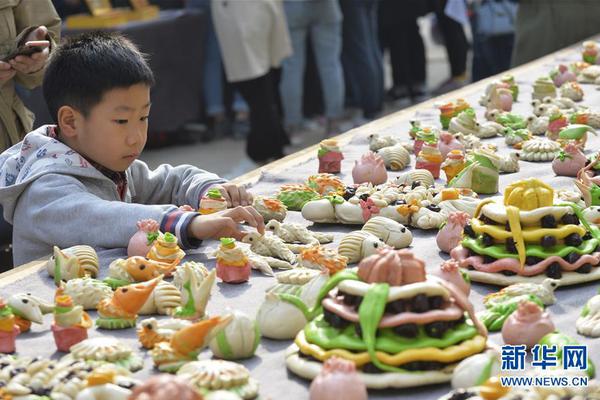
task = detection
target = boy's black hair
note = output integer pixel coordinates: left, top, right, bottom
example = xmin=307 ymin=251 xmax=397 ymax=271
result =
xmin=43 ymin=31 xmax=155 ymax=123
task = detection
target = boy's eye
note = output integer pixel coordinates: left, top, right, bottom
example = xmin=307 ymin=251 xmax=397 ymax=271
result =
xmin=140 ymin=116 xmax=149 ymax=122
xmin=113 ymin=119 xmax=128 ymax=125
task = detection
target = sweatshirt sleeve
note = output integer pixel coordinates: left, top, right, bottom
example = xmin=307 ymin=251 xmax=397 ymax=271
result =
xmin=128 ymin=160 xmax=227 ymax=209
xmin=12 ymin=173 xmax=202 ymax=254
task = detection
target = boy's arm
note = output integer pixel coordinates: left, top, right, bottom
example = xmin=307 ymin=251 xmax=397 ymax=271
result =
xmin=12 ymin=0 xmax=61 ymax=89
xmin=14 ymin=173 xmax=203 ymax=251
xmin=128 ymin=161 xmax=227 ymax=209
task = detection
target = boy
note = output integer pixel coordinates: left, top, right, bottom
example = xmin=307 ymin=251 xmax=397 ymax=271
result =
xmin=0 ymin=31 xmax=264 ymax=266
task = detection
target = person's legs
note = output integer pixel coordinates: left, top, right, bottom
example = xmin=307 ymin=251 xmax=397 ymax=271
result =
xmin=365 ymin=0 xmax=384 ymax=116
xmin=280 ymin=1 xmax=310 ymax=129
xmin=310 ymin=0 xmax=344 ymax=122
xmin=234 ymin=70 xmax=288 ymax=162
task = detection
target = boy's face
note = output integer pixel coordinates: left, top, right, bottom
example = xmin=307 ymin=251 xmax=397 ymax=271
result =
xmin=75 ymin=84 xmax=151 ymax=172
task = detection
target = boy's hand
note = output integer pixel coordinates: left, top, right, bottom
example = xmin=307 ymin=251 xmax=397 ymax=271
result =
xmin=188 ymin=206 xmax=264 ymax=241
xmin=212 ymin=183 xmax=254 ymax=207
xmin=9 ymin=26 xmax=50 ymax=75
xmin=0 ymin=62 xmax=15 ymax=87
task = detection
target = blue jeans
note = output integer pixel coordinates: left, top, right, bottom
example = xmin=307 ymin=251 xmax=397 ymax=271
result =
xmin=279 ymin=0 xmax=344 ymax=127
xmin=340 ymin=0 xmax=383 ymax=119
xmin=187 ymin=0 xmax=248 ymax=116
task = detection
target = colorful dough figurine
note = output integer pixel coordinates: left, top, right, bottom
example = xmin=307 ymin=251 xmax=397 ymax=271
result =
xmin=415 ymin=142 xmax=442 ymax=179
xmin=449 ymin=109 xmax=479 ymax=136
xmin=502 ymin=127 xmax=531 ymax=148
xmin=538 ymin=332 xmax=595 ymax=378
xmin=338 ymin=230 xmax=389 ymax=264
xmin=412 ymin=125 xmax=438 ymax=156
xmin=307 ymin=174 xmax=346 ymax=197
xmin=276 ymin=184 xmax=320 ymax=211
xmin=0 ymin=298 xmax=19 ymax=353
xmin=172 ymin=264 xmax=216 ymax=320
xmin=75 ymin=368 xmax=136 ymax=400
xmin=297 ymin=245 xmax=348 ymax=274
xmin=242 ymin=232 xmax=297 ymax=263
xmin=177 ymin=360 xmax=259 ymax=400
xmin=285 ymin=248 xmax=488 ymax=389
xmin=362 ymin=216 xmax=413 ymax=249
xmin=577 ymin=289 xmax=600 ymax=337
xmin=209 ymin=309 xmax=259 ymax=360
xmin=352 ymin=152 xmax=388 ymax=185
xmin=532 ymin=76 xmax=556 ymax=100
xmin=569 ymin=109 xmax=600 ymax=129
xmin=137 ymin=317 xmax=193 ymax=349
xmin=265 ymin=220 xmax=333 ymax=246
xmin=138 ymin=279 xmax=182 ymax=316
xmin=129 ymin=374 xmax=201 ymax=400
xmin=368 ymin=133 xmax=397 ymax=152
xmin=441 ymin=150 xmax=466 ymax=183
xmin=151 ymin=315 xmax=232 ymax=372
xmin=47 ymin=245 xmax=99 ymax=284
xmin=318 ymin=139 xmax=344 ymax=174
xmin=561 ymin=81 xmax=584 ymax=101
xmin=519 ymin=138 xmax=561 ymax=161
xmin=451 ymin=178 xmax=600 ymax=286
xmin=527 ymin=114 xmax=550 ymax=135
xmin=199 ymin=188 xmax=228 ymax=214
xmin=451 ymin=349 xmax=501 ymax=390
xmin=52 ymin=294 xmax=92 ymax=352
xmin=105 ymin=256 xmax=179 ymax=288
xmin=482 ymin=83 xmax=513 ymax=112
xmin=501 ymin=300 xmax=555 ymax=348
xmin=448 ymin=149 xmax=500 ymax=194
xmin=437 ymin=211 xmax=470 ymax=254
xmin=67 ymin=337 xmax=144 ymax=371
xmin=438 ymin=98 xmax=471 ymax=130
xmin=500 ymin=74 xmax=519 ymax=100
xmin=374 ymin=144 xmax=410 ymax=171
xmin=127 ymin=219 xmax=160 ymax=258
xmin=147 ymin=232 xmax=185 ymax=264
xmin=7 ymin=292 xmax=53 ymax=332
xmin=550 ymin=64 xmax=577 ymax=87
xmin=546 ymin=111 xmax=569 ymax=139
xmin=438 ymin=131 xmax=464 ymax=159
xmin=582 ymin=40 xmax=599 ymax=64
xmin=309 ymin=357 xmax=367 ymax=400
xmin=252 ymin=195 xmax=287 ymax=223
xmin=557 ymin=123 xmax=597 ymax=149
xmin=62 ymin=277 xmax=113 ymax=310
xmin=96 ymin=276 xmax=161 ymax=329
xmin=553 ymin=142 xmax=588 ymax=177
xmin=484 ymin=278 xmax=560 ymax=307
xmin=215 ymin=238 xmax=251 ymax=284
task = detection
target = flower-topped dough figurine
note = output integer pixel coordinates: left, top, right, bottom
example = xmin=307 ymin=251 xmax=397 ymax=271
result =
xmin=285 ymin=248 xmax=488 ymax=389
xmin=501 ymin=74 xmax=519 ymax=100
xmin=352 ymin=152 xmax=388 ymax=185
xmin=147 ymin=232 xmax=185 ymax=264
xmin=96 ymin=276 xmax=161 ymax=329
xmin=415 ymin=142 xmax=442 ymax=179
xmin=151 ymin=315 xmax=232 ymax=372
xmin=582 ymin=40 xmax=600 ymax=64
xmin=318 ymin=139 xmax=344 ymax=174
xmin=451 ymin=178 xmax=600 ymax=286
xmin=215 ymin=238 xmax=251 ymax=284
xmin=51 ymin=294 xmax=92 ymax=352
xmin=307 ymin=174 xmax=345 ymax=197
xmin=0 ymin=298 xmax=19 ymax=353
xmin=199 ymin=188 xmax=228 ymax=214
xmin=252 ymin=196 xmax=287 ymax=222
xmin=277 ymin=184 xmax=320 ymax=211
xmin=128 ymin=219 xmax=160 ymax=258
xmin=441 ymin=150 xmax=466 ymax=183
xmin=47 ymin=245 xmax=99 ymax=285
xmin=438 ymin=98 xmax=472 ymax=129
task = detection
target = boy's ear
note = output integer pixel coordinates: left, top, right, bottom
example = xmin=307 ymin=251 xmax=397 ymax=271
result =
xmin=57 ymin=106 xmax=81 ymax=138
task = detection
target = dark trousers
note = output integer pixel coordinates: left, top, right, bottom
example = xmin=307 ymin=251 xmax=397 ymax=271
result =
xmin=340 ymin=0 xmax=384 ymax=119
xmin=378 ymin=0 xmax=426 ymax=89
xmin=232 ymin=69 xmax=289 ymax=162
xmin=0 ymin=205 xmax=12 ymax=271
xmin=471 ymin=33 xmax=514 ymax=82
xmin=430 ymin=0 xmax=469 ymax=77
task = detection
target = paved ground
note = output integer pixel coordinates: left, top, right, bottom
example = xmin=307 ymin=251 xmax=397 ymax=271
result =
xmin=140 ymin=17 xmax=469 ymax=179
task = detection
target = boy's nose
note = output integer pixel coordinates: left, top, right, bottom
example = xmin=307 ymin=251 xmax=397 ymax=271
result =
xmin=126 ymin=128 xmax=144 ymax=146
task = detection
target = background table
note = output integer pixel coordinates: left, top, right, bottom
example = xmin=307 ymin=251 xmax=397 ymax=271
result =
xmin=4 ymin=39 xmax=600 ymax=399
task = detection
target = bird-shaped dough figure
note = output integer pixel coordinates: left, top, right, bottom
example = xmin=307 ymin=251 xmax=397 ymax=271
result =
xmin=96 ymin=276 xmax=161 ymax=330
xmin=242 ymin=232 xmax=297 ymax=264
xmin=484 ymin=278 xmax=560 ymax=307
xmin=265 ymin=220 xmax=333 ymax=246
xmin=368 ymin=133 xmax=397 ymax=151
xmin=151 ymin=315 xmax=232 ymax=372
xmin=137 ymin=317 xmax=192 ymax=349
xmin=172 ymin=265 xmax=216 ymax=320
xmin=577 ymin=294 xmax=600 ymax=337
xmin=105 ymin=257 xmax=180 ymax=289
xmin=527 ymin=115 xmax=549 ymax=135
xmin=242 ymin=249 xmax=294 ymax=277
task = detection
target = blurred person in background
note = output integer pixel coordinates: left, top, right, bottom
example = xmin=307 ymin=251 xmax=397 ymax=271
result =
xmin=279 ymin=0 xmax=345 ymax=137
xmin=212 ymin=0 xmax=291 ymax=164
xmin=469 ymin=0 xmax=517 ymax=81
xmin=186 ymin=0 xmax=250 ymax=141
xmin=429 ymin=0 xmax=469 ymax=95
xmin=378 ymin=0 xmax=429 ymax=105
xmin=340 ymin=0 xmax=384 ymax=121
xmin=512 ymin=0 xmax=600 ymax=67
xmin=1 ymin=0 xmax=61 ymax=152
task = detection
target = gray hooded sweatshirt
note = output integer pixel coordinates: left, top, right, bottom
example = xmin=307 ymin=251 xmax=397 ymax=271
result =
xmin=0 ymin=125 xmax=227 ymax=266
